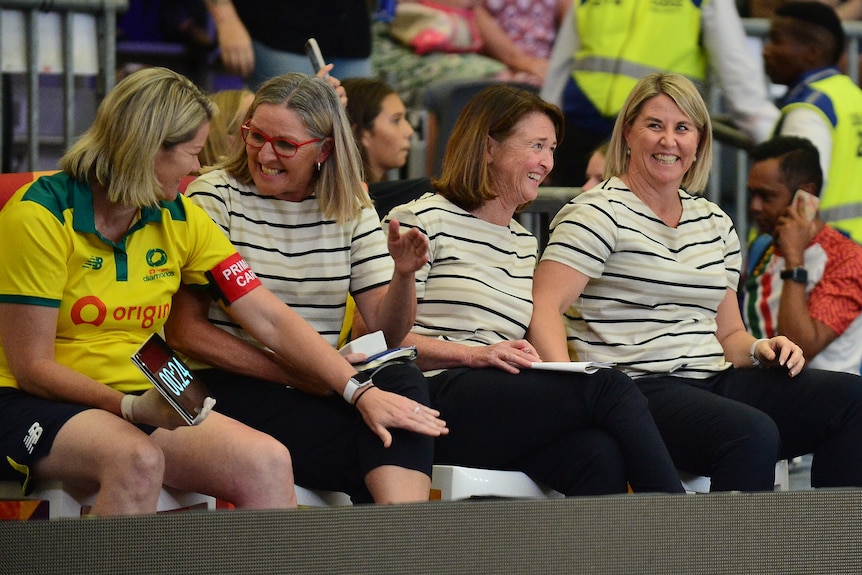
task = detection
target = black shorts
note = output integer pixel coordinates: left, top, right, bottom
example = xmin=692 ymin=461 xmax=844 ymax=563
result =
xmin=0 ymin=388 xmax=92 ymax=494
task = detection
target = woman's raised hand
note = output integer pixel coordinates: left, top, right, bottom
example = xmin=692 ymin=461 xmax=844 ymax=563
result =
xmin=387 ymin=218 xmax=429 ymax=275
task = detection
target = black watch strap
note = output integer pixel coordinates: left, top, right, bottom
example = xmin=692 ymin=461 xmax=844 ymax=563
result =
xmin=780 ymin=267 xmax=808 ymax=284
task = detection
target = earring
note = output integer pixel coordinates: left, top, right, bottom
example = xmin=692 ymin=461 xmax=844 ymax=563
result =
xmin=693 ymin=155 xmax=697 ymax=162
xmin=316 ymin=162 xmax=322 ymax=172
xmin=626 ymin=148 xmax=630 ymax=155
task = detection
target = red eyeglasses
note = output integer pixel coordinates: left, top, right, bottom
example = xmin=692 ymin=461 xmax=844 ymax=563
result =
xmin=240 ymin=123 xmax=323 ymax=158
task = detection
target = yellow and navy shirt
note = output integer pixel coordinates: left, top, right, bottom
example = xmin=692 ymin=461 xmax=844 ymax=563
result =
xmin=0 ymin=171 xmax=242 ymax=392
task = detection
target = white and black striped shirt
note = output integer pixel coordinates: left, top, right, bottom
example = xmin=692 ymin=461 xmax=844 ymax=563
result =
xmin=541 ymin=177 xmax=741 ymax=379
xmin=187 ymin=170 xmax=393 ymax=349
xmin=387 ymin=193 xmax=538 ymax=347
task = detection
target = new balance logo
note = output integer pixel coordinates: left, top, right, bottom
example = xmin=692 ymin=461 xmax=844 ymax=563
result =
xmin=23 ymin=422 xmax=42 ymax=454
xmin=83 ymin=256 xmax=103 ymax=270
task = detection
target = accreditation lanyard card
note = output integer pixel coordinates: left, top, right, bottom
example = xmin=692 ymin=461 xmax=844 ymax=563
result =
xmin=131 ymin=333 xmax=212 ymax=425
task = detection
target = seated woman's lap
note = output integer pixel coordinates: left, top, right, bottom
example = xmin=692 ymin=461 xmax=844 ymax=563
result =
xmin=197 ymin=362 xmax=432 ymax=499
xmin=718 ymin=367 xmax=862 ymax=487
xmin=428 ymin=367 xmax=642 ymax=469
xmin=0 ymin=389 xmax=151 ymax=490
xmin=635 ymin=373 xmax=781 ymax=490
xmin=0 ymin=389 xmax=89 ymax=483
xmin=513 ymin=427 xmax=628 ymax=495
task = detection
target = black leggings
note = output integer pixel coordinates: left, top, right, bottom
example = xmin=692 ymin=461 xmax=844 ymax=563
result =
xmin=636 ymin=367 xmax=862 ymax=491
xmin=198 ymin=362 xmax=433 ymax=504
xmin=428 ymin=367 xmax=685 ymax=496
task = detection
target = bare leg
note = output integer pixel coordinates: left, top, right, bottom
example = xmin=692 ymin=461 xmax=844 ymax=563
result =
xmin=33 ymin=410 xmax=165 ymax=516
xmin=365 ymin=465 xmax=430 ymax=503
xmin=151 ymin=412 xmax=297 ymax=509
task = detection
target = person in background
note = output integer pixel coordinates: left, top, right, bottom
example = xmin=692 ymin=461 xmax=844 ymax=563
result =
xmin=475 ymin=0 xmax=569 ymax=85
xmin=541 ymin=0 xmax=778 ymax=187
xmin=764 ymin=1 xmax=862 ymax=244
xmin=341 ymin=76 xmax=432 ymax=223
xmin=815 ymin=0 xmax=862 ymax=20
xmin=531 ymin=72 xmax=862 ymax=491
xmin=386 ymin=84 xmax=684 ymax=496
xmin=159 ymin=0 xmax=215 ymax=51
xmin=200 ymin=88 xmax=254 ymax=168
xmin=204 ymin=0 xmax=372 ymax=89
xmin=342 ymin=77 xmax=415 ymax=184
xmin=165 ymin=73 xmax=446 ymax=504
xmin=0 ymin=67 xmax=339 ymax=515
xmin=744 ymin=135 xmax=862 ymax=374
xmin=582 ymin=141 xmax=609 ymax=190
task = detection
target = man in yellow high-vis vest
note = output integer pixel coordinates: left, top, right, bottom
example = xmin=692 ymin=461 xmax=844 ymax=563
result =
xmin=765 ymin=1 xmax=862 ymax=244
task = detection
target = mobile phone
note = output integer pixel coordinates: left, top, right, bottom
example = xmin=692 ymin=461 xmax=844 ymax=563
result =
xmin=305 ymin=38 xmax=328 ymax=76
xmin=793 ymin=189 xmax=819 ymax=222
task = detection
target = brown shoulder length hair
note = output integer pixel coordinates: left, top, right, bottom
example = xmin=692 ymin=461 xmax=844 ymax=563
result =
xmin=432 ymin=85 xmax=564 ymax=212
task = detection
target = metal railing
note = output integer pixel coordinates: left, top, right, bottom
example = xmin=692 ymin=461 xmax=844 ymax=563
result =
xmin=0 ymin=0 xmax=128 ymax=171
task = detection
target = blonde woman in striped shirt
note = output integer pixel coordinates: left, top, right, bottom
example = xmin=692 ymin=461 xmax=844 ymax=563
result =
xmin=531 ymin=73 xmax=862 ymax=491
xmin=386 ymin=84 xmax=684 ymax=496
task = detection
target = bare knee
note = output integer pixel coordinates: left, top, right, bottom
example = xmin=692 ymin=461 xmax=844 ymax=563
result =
xmin=231 ymin=436 xmax=295 ymax=508
xmin=103 ymin=436 xmax=165 ymax=495
xmin=84 ymin=436 xmax=165 ymax=515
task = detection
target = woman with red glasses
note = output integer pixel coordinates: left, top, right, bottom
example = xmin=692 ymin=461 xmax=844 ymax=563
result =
xmin=164 ymin=73 xmax=447 ymax=505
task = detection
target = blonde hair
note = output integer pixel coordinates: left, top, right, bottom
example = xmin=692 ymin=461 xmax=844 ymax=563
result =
xmin=605 ymin=73 xmax=713 ymax=194
xmin=200 ymin=89 xmax=254 ymax=168
xmin=61 ymin=67 xmax=215 ymax=207
xmin=217 ymin=73 xmax=370 ymax=223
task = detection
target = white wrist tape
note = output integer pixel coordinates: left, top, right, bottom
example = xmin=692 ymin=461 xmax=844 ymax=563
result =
xmin=120 ymin=394 xmax=137 ymax=423
xmin=191 ymin=397 xmax=216 ymax=425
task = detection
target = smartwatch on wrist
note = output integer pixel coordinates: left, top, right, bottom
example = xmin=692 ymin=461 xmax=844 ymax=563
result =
xmin=342 ymin=371 xmax=373 ymax=404
xmin=780 ymin=267 xmax=808 ymax=284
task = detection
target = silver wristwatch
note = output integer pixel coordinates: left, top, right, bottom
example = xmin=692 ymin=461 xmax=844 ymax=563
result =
xmin=342 ymin=371 xmax=373 ymax=404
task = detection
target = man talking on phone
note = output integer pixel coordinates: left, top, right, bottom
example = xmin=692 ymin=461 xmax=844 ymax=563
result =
xmin=743 ymin=135 xmax=862 ymax=374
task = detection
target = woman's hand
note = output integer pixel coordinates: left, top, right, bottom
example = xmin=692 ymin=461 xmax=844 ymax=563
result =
xmin=317 ymin=65 xmax=348 ymax=107
xmin=752 ymin=336 xmax=806 ymax=377
xmin=353 ymin=387 xmax=448 ymax=447
xmin=120 ymin=388 xmax=213 ymax=430
xmin=341 ymin=352 xmax=369 ymax=365
xmin=464 ymin=340 xmax=541 ymax=374
xmin=387 ymin=219 xmax=429 ymax=275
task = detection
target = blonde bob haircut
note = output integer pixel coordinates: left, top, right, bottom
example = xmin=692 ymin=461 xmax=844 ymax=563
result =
xmin=433 ymin=84 xmax=564 ymax=212
xmin=61 ymin=66 xmax=215 ymax=208
xmin=217 ymin=73 xmax=370 ymax=224
xmin=605 ymin=72 xmax=713 ymax=194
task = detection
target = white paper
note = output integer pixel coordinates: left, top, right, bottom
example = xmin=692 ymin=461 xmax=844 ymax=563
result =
xmin=338 ymin=330 xmax=387 ymax=357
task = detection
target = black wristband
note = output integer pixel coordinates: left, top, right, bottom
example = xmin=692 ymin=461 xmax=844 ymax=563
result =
xmin=352 ymin=383 xmax=376 ymax=407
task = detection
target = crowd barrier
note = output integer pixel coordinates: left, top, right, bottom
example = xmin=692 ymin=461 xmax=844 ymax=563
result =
xmin=0 ymin=0 xmax=127 ymax=171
